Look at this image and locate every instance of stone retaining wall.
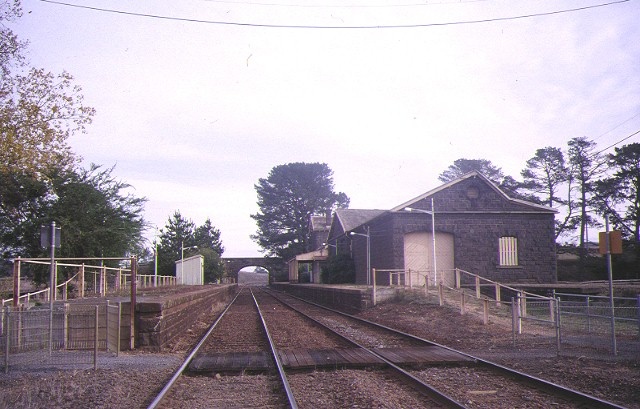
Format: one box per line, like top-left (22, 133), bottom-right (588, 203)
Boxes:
top-left (271, 283), bottom-right (372, 313)
top-left (135, 284), bottom-right (237, 349)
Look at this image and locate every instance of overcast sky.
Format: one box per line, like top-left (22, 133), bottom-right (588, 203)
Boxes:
top-left (13, 0), bottom-right (640, 256)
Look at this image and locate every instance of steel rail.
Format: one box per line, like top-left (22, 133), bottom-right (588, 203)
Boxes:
top-left (258, 288), bottom-right (465, 409)
top-left (146, 288), bottom-right (244, 409)
top-left (250, 288), bottom-right (299, 409)
top-left (267, 288), bottom-right (628, 409)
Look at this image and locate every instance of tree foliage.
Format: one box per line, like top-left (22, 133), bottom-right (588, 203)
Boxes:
top-left (0, 0), bottom-right (26, 78)
top-left (2, 165), bottom-right (147, 282)
top-left (567, 137), bottom-right (606, 259)
top-left (156, 211), bottom-right (225, 281)
top-left (520, 146), bottom-right (576, 238)
top-left (594, 143), bottom-right (640, 241)
top-left (1, 69), bottom-right (96, 177)
top-left (438, 158), bottom-right (504, 184)
top-left (321, 253), bottom-right (355, 284)
top-left (438, 158), bottom-right (525, 198)
top-left (521, 147), bottom-right (568, 207)
top-left (251, 162), bottom-right (350, 261)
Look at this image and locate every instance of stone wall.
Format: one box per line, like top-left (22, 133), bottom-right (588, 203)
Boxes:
top-left (271, 283), bottom-right (372, 313)
top-left (351, 175), bottom-right (557, 285)
top-left (135, 284), bottom-right (237, 349)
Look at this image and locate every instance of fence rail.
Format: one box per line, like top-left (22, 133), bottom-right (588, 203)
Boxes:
top-left (2, 258), bottom-right (176, 308)
top-left (372, 268), bottom-right (639, 357)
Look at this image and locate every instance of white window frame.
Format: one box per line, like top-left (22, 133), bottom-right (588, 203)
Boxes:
top-left (499, 236), bottom-right (518, 266)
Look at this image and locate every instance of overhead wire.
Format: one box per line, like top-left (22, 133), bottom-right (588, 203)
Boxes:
top-left (592, 111), bottom-right (640, 141)
top-left (200, 0), bottom-right (490, 8)
top-left (39, 0), bottom-right (631, 29)
top-left (594, 129), bottom-right (640, 156)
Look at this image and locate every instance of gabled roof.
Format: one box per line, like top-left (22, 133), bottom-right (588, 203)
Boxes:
top-left (391, 171), bottom-right (557, 213)
top-left (334, 208), bottom-right (386, 233)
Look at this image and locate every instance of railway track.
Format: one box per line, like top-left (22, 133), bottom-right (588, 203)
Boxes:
top-left (264, 288), bottom-right (627, 409)
top-left (147, 286), bottom-right (626, 409)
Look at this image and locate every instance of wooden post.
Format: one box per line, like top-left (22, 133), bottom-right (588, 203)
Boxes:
top-left (79, 264), bottom-right (85, 298)
top-left (94, 305), bottom-right (99, 370)
top-left (372, 269), bottom-right (377, 306)
top-left (129, 257), bottom-right (137, 350)
top-left (438, 282), bottom-right (444, 306)
top-left (460, 291), bottom-right (466, 315)
top-left (63, 303), bottom-right (69, 349)
top-left (424, 270), bottom-right (429, 296)
top-left (455, 268), bottom-right (461, 289)
top-left (105, 300), bottom-right (110, 353)
top-left (483, 299), bottom-right (489, 325)
top-left (637, 295), bottom-right (640, 340)
top-left (519, 291), bottom-right (527, 318)
top-left (117, 302), bottom-right (122, 357)
top-left (475, 276), bottom-right (481, 298)
top-left (12, 258), bottom-right (20, 308)
top-left (511, 297), bottom-right (517, 346)
top-left (4, 307), bottom-right (9, 373)
top-left (495, 283), bottom-right (501, 306)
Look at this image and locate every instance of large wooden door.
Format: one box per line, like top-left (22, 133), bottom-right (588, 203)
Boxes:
top-left (403, 232), bottom-right (454, 287)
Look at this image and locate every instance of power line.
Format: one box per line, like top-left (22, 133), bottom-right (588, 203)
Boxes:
top-left (200, 0), bottom-right (489, 8)
top-left (594, 129), bottom-right (640, 156)
top-left (39, 0), bottom-right (631, 29)
top-left (593, 111), bottom-right (640, 141)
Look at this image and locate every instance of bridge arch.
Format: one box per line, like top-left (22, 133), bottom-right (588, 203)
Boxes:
top-left (222, 257), bottom-right (287, 283)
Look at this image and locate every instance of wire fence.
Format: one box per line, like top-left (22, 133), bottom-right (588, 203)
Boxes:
top-left (1, 301), bottom-right (122, 373)
top-left (373, 268), bottom-right (640, 358)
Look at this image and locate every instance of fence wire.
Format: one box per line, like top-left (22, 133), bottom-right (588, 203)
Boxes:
top-left (375, 268), bottom-right (639, 358)
top-left (1, 303), bottom-right (118, 373)
top-left (555, 292), bottom-right (640, 355)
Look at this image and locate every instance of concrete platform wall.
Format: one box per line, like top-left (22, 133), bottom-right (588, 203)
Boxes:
top-left (271, 283), bottom-right (373, 313)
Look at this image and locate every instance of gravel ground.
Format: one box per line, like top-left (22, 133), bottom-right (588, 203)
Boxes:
top-left (1, 288), bottom-right (638, 408)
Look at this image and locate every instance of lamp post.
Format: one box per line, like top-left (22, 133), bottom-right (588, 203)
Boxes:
top-left (142, 230), bottom-right (158, 287)
top-left (405, 198), bottom-right (438, 286)
top-left (180, 241), bottom-right (198, 285)
top-left (349, 226), bottom-right (371, 286)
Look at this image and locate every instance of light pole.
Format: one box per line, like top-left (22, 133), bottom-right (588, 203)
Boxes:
top-left (405, 198), bottom-right (438, 286)
top-left (349, 226), bottom-right (371, 286)
top-left (180, 241), bottom-right (198, 285)
top-left (142, 229), bottom-right (158, 287)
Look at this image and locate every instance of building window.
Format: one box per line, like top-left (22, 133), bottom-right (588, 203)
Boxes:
top-left (499, 236), bottom-right (518, 266)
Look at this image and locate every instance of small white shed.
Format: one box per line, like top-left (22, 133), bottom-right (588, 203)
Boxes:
top-left (175, 255), bottom-right (204, 285)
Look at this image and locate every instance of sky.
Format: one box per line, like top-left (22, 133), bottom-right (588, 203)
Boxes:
top-left (11, 0), bottom-right (640, 257)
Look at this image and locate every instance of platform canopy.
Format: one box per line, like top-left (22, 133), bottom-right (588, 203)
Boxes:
top-left (287, 248), bottom-right (329, 283)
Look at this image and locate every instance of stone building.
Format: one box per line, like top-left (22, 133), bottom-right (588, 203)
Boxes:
top-left (324, 172), bottom-right (557, 286)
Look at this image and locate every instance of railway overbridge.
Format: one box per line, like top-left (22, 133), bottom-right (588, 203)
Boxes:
top-left (222, 257), bottom-right (287, 282)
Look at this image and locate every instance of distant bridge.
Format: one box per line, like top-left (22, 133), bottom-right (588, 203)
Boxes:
top-left (222, 257), bottom-right (287, 281)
